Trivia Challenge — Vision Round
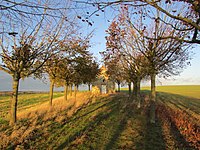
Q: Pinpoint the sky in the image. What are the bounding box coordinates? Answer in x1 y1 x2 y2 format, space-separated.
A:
0 2 200 91
84 7 200 86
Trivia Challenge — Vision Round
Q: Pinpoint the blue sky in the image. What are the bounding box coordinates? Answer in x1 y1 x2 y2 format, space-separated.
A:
0 3 200 91
85 8 200 86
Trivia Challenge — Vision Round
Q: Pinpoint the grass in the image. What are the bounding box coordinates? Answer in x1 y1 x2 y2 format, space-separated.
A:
142 85 200 123
0 92 63 119
157 92 200 119
0 85 199 149
142 85 200 99
0 93 150 149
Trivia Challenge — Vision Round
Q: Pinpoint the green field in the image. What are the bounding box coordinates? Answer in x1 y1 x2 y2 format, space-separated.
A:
142 85 200 99
0 86 199 149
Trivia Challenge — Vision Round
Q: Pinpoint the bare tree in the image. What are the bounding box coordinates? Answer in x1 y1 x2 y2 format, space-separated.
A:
75 0 200 45
0 0 74 36
141 0 200 44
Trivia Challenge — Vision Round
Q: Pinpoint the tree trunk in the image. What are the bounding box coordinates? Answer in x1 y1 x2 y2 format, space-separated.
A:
117 82 120 92
88 84 91 91
150 72 156 124
49 79 55 106
64 84 68 101
69 84 72 96
128 82 131 95
10 77 20 125
137 79 141 108
76 84 79 91
74 84 77 100
113 81 116 93
133 80 137 98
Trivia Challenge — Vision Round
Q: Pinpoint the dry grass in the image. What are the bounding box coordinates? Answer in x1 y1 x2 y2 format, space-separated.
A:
0 92 63 119
17 92 94 121
0 91 96 149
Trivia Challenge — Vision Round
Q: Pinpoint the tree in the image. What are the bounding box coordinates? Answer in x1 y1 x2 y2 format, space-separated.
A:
82 59 99 91
104 5 191 122
124 55 149 108
103 19 127 93
58 36 91 100
103 8 148 107
0 18 65 125
141 0 200 44
76 0 200 44
105 58 125 92
57 58 74 101
0 0 74 36
127 18 191 123
72 56 92 96
45 55 63 106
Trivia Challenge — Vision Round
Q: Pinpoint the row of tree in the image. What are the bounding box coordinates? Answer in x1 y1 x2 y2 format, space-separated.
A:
0 10 99 125
45 37 99 105
102 5 191 123
1 0 199 126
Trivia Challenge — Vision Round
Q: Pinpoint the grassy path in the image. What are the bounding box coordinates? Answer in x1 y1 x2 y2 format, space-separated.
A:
33 93 148 150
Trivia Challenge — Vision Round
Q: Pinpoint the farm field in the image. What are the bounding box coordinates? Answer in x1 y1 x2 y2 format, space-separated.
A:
0 86 199 149
142 85 200 99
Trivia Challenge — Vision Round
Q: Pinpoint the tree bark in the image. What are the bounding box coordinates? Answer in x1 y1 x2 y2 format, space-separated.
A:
74 84 77 100
117 82 120 92
76 84 79 91
150 72 156 124
128 82 131 95
64 84 68 101
10 77 20 125
49 79 55 106
137 79 141 108
133 80 137 98
113 81 116 93
69 84 72 96
88 84 91 91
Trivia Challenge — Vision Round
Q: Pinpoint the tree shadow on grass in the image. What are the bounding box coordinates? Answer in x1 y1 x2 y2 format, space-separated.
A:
52 92 198 150
157 92 200 116
55 95 122 149
118 91 167 150
104 115 128 150
142 106 167 150
142 90 200 115
143 120 166 150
